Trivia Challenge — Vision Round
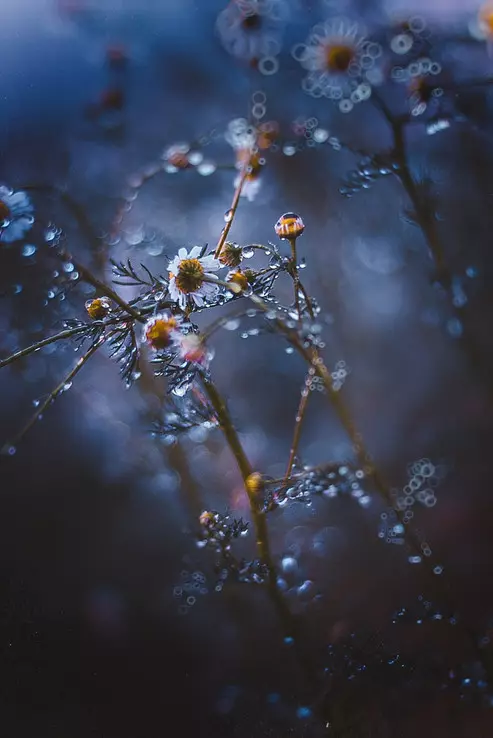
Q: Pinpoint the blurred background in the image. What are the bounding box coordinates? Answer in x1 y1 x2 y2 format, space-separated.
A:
1 0 493 735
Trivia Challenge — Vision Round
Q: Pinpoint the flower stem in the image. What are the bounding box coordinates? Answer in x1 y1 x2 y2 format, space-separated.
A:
200 375 316 687
281 368 315 495
0 325 93 369
214 158 250 260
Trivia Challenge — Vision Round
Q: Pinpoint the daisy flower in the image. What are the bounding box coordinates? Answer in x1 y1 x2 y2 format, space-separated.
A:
168 247 222 310
292 18 381 112
0 186 34 244
144 312 182 350
215 0 287 65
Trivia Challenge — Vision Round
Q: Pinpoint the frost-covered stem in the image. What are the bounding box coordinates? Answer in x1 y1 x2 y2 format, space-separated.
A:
0 325 92 369
287 237 302 321
5 335 105 448
281 368 314 494
214 158 250 260
200 375 315 684
284 338 491 674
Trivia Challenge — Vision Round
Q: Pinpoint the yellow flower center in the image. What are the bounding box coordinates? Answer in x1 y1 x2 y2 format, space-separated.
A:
325 43 355 73
85 297 111 320
173 258 205 294
0 200 11 223
146 318 177 349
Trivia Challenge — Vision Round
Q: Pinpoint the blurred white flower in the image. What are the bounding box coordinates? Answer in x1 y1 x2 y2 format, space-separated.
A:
216 0 287 63
292 17 381 111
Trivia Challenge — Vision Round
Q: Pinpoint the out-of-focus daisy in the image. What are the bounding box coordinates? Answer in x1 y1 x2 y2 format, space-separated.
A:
0 186 34 244
234 149 264 202
144 312 182 350
388 16 430 57
176 332 208 365
470 2 493 42
168 247 222 310
215 0 287 65
391 57 443 117
292 18 381 112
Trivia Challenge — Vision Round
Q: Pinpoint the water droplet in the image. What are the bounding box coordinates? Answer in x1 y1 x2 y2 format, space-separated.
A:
408 556 422 564
44 228 57 242
22 244 37 257
446 317 463 338
1 444 16 456
223 319 240 331
281 556 298 574
242 247 254 259
296 706 312 719
197 161 216 176
224 209 233 223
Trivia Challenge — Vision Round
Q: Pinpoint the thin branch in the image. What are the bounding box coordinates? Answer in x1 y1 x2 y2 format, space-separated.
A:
4 335 105 449
280 367 315 495
0 325 92 369
200 375 316 688
56 247 145 322
214 158 250 259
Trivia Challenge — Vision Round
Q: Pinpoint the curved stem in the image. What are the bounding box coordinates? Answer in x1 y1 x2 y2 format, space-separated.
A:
200 375 317 688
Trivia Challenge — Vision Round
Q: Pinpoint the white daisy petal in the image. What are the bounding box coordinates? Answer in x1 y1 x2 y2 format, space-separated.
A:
189 245 202 258
178 247 187 259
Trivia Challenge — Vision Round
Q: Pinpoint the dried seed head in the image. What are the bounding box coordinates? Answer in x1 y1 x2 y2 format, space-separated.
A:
246 472 264 496
85 297 111 320
275 212 305 240
219 242 243 268
227 270 249 292
145 315 177 350
173 258 205 294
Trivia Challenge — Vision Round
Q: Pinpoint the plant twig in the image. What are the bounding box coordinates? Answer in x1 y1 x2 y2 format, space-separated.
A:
0 325 93 369
57 248 145 322
200 374 316 688
214 158 250 260
3 335 105 449
280 367 315 495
